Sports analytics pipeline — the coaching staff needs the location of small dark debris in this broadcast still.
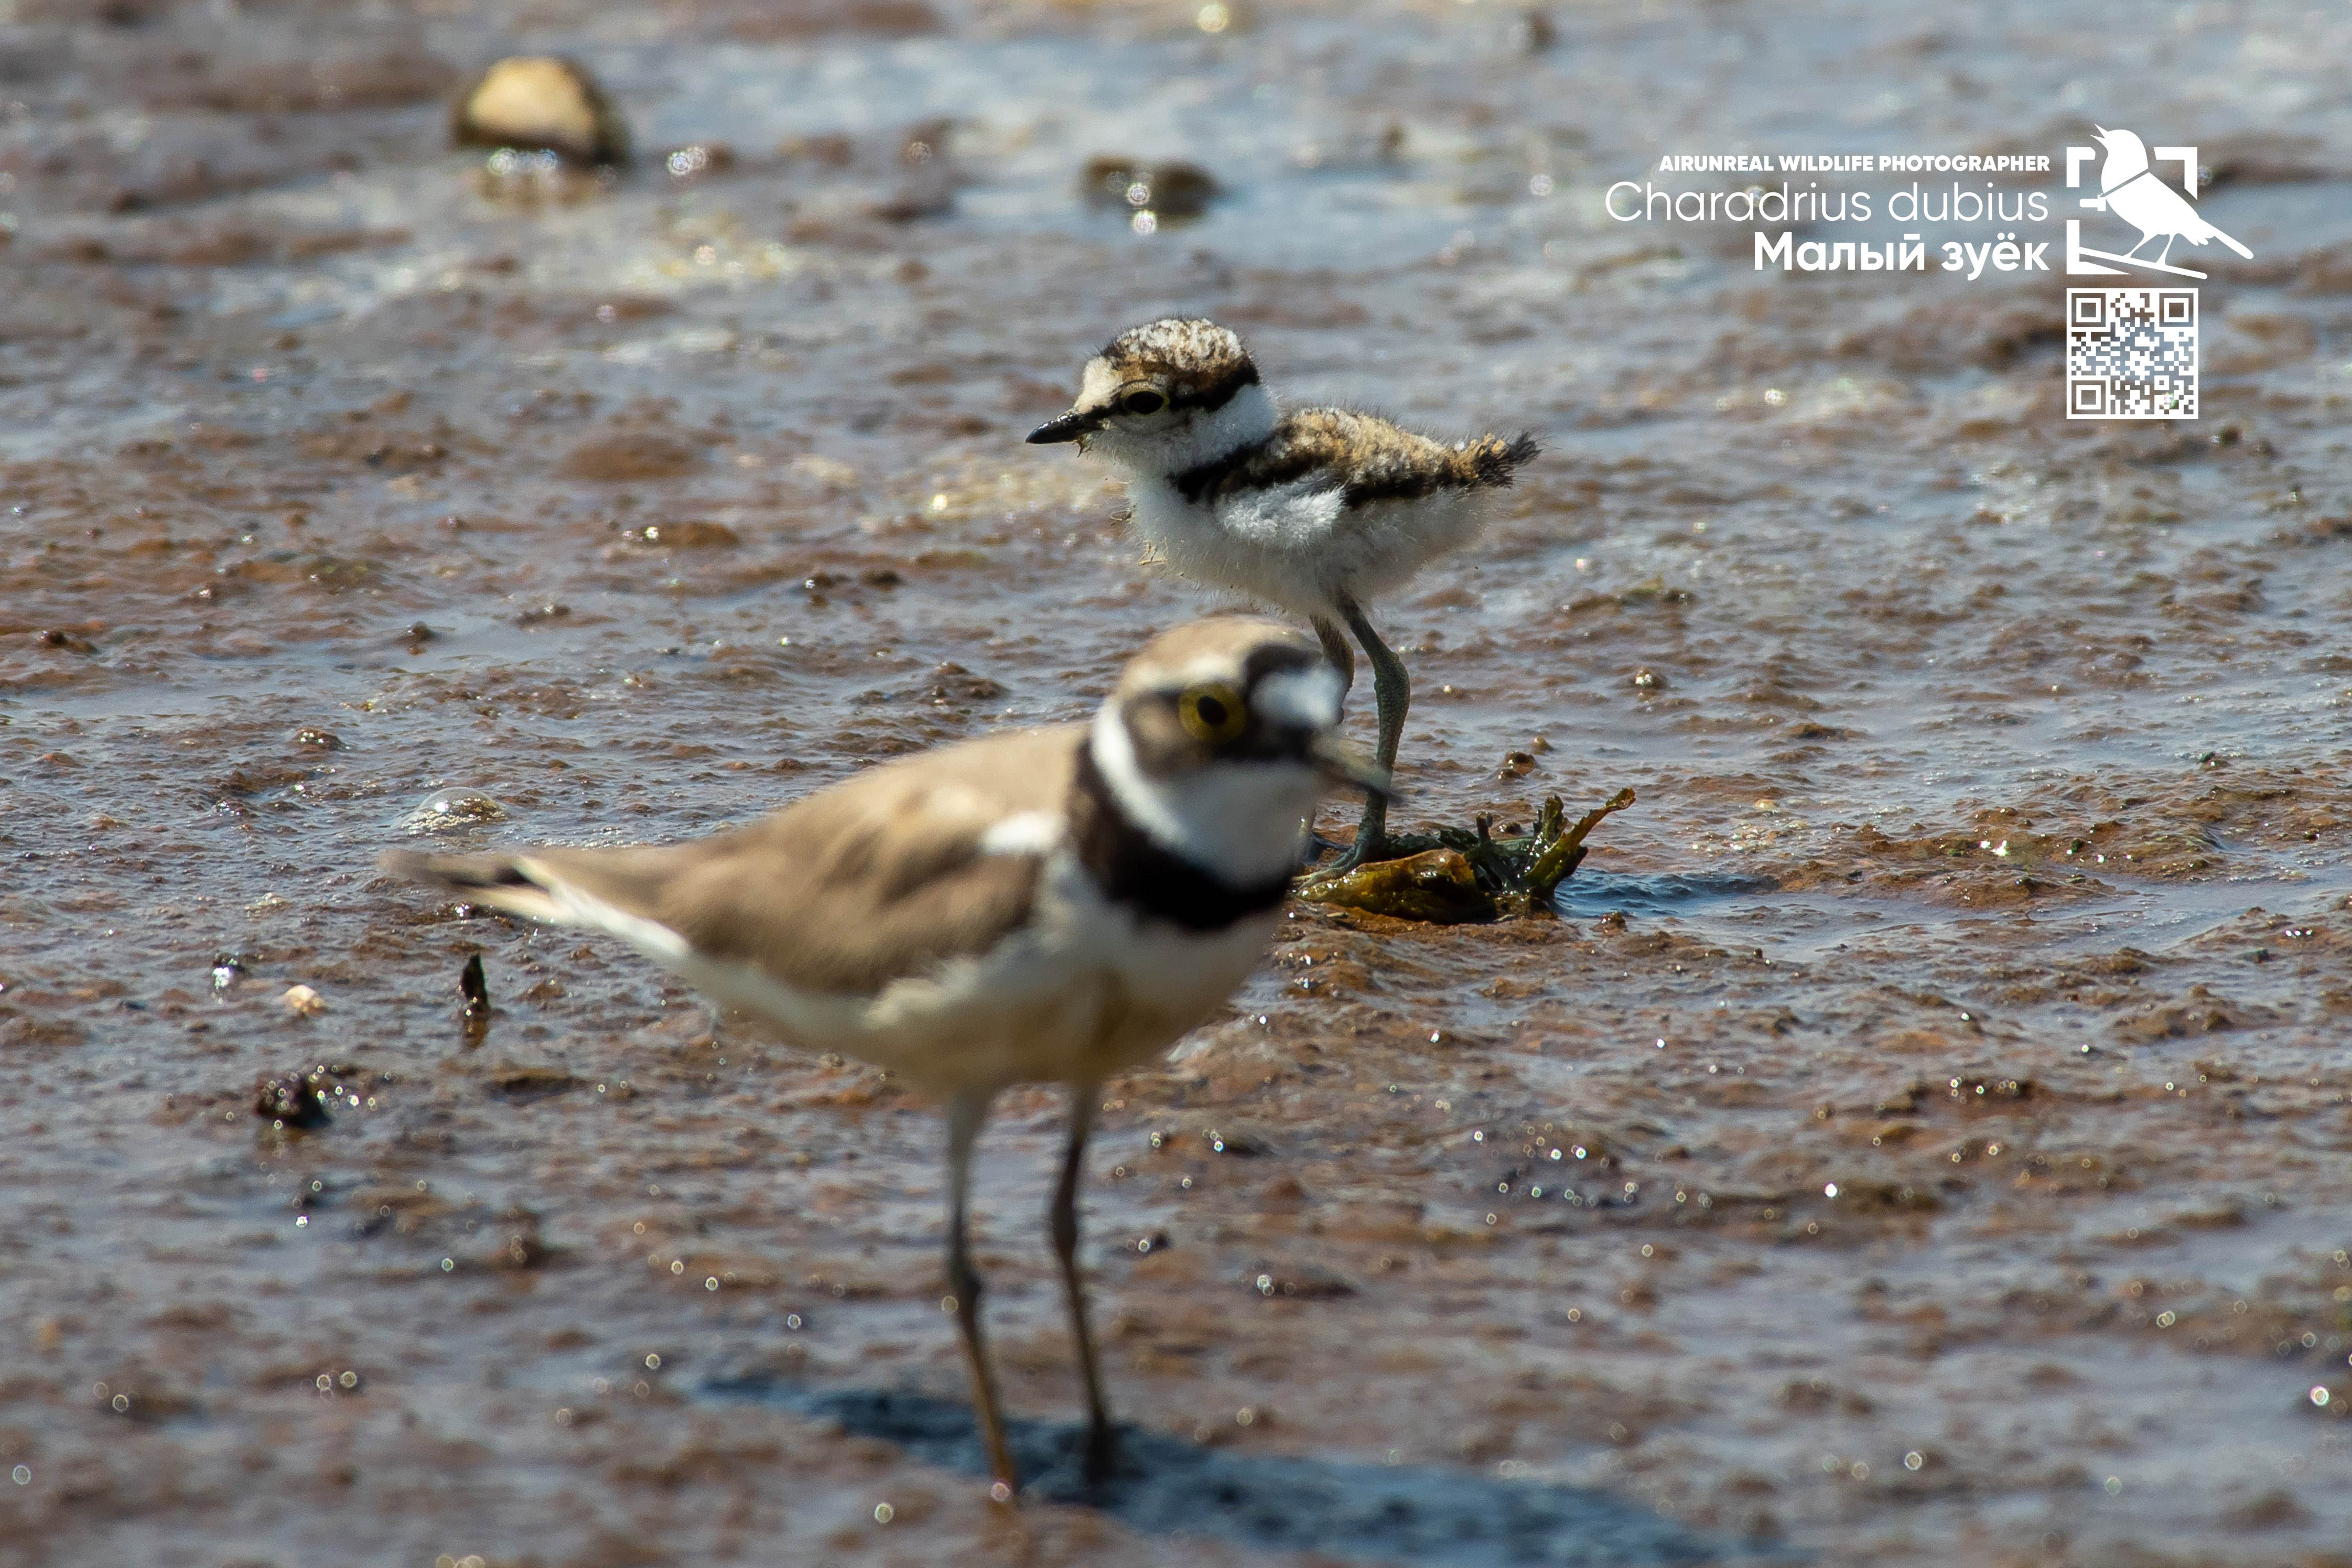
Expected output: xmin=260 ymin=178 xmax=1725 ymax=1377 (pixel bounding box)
xmin=502 ymin=1232 xmax=551 ymax=1270
xmin=488 ymin=1065 xmax=585 ymax=1099
xmin=460 ymin=953 xmax=490 ymax=1017
xmin=1081 ymin=156 xmax=1218 ymax=220
xmin=253 ymin=1071 xmax=331 ymax=1129
xmin=661 ymin=141 xmax=735 ymax=182
xmin=1248 ymin=1266 xmax=1355 ymax=1300
xmin=1934 ymin=1075 xmax=2037 ymax=1106
xmin=627 ymin=520 xmax=740 ymax=549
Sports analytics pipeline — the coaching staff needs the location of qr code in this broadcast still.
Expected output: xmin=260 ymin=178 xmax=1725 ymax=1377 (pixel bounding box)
xmin=2067 ymin=288 xmax=2197 ymax=419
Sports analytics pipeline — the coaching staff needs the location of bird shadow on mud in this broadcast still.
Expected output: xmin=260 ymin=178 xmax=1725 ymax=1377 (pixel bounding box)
xmin=707 ymin=1374 xmax=1777 ymax=1566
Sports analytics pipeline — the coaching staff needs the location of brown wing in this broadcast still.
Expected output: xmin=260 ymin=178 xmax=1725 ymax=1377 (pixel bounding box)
xmin=383 ymin=725 xmax=1085 ymax=998
xmin=1177 ymin=408 xmax=1537 ymax=510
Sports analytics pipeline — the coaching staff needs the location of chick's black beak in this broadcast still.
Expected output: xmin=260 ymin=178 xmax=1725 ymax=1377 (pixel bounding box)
xmin=1026 ymin=409 xmax=1098 ymax=445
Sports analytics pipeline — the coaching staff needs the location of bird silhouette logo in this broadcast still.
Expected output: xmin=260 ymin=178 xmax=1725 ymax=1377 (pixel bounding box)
xmin=2066 ymin=127 xmax=2251 ymax=279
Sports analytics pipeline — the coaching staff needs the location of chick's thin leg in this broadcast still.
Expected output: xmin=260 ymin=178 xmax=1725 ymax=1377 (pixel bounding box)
xmin=1303 ymin=615 xmax=1360 ymax=864
xmin=1320 ymin=596 xmax=1407 ymax=872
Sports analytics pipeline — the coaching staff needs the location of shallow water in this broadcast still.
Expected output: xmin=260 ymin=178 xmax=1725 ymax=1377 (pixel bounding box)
xmin=4 ymin=1 xmax=2351 ymax=1564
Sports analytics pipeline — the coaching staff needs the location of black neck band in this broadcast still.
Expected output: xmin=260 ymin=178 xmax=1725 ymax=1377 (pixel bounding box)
xmin=1071 ymin=743 xmax=1291 ymax=932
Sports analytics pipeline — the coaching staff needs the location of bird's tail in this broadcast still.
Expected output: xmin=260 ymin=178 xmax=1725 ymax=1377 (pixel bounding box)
xmin=2214 ymin=228 xmax=2252 ymax=259
xmin=1463 ymin=431 xmax=1541 ymax=488
xmin=379 ymin=849 xmax=566 ymax=922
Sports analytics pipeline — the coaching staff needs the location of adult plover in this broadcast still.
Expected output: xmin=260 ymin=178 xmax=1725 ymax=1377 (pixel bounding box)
xmin=1028 ymin=317 xmax=1538 ymax=869
xmin=380 ymin=617 xmax=1385 ymax=1498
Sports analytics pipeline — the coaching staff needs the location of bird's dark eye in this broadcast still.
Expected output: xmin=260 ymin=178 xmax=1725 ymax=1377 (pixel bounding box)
xmin=1177 ymin=683 xmax=1247 ymax=744
xmin=1120 ymin=390 xmax=1167 ymax=416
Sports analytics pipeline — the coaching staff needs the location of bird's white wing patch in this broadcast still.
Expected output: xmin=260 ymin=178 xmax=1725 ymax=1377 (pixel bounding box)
xmin=978 ymin=811 xmax=1064 ymax=856
xmin=531 ymin=863 xmax=693 ymax=964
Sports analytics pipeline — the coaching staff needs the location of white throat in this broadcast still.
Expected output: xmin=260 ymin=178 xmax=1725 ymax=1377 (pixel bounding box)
xmin=1088 ymin=702 xmax=1314 ymax=886
xmin=1087 ymin=382 xmax=1279 ymax=481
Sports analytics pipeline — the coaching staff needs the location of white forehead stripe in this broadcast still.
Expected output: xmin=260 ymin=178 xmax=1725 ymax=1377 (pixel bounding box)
xmin=1253 ymin=664 xmax=1343 ymax=731
xmin=1077 ymin=358 xmax=1121 ymax=408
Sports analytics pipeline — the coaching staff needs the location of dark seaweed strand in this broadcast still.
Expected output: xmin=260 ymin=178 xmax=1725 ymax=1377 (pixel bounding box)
xmin=1069 ymin=746 xmax=1291 ymax=932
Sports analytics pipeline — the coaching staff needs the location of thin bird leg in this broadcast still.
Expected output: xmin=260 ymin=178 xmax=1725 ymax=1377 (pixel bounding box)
xmin=1049 ymin=1085 xmax=1115 ymax=1483
xmin=1301 ymin=617 xmax=1360 ymax=863
xmin=1311 ymin=615 xmax=1356 ymax=699
xmin=945 ymin=1091 xmax=1020 ymax=1499
xmin=1322 ymin=596 xmax=1408 ymax=872
xmin=2156 ymin=232 xmax=2176 ymax=267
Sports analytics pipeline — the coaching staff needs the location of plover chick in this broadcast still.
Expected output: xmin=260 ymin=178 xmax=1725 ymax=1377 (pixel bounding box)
xmin=380 ymin=617 xmax=1384 ymax=1498
xmin=1028 ymin=317 xmax=1538 ymax=869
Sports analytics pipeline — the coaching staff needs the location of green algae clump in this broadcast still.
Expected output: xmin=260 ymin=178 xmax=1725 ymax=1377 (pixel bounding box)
xmin=1299 ymin=788 xmax=1636 ymax=924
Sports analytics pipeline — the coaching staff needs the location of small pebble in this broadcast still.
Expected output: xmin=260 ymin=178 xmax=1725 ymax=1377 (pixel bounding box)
xmin=451 ymin=57 xmax=630 ymax=167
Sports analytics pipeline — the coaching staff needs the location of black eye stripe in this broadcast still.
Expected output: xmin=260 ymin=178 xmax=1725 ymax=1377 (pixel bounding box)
xmin=1238 ymin=642 xmax=1317 ymax=690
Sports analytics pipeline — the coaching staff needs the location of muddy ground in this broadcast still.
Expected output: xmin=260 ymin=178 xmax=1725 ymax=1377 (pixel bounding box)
xmin=2 ymin=1 xmax=2350 ymax=1564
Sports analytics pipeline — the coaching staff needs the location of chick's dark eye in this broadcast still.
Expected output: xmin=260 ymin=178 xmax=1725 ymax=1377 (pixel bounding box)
xmin=1120 ymin=390 xmax=1166 ymax=416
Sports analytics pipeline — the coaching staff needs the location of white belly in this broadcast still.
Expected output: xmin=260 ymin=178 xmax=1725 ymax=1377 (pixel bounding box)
xmin=1127 ymin=477 xmax=1485 ymax=617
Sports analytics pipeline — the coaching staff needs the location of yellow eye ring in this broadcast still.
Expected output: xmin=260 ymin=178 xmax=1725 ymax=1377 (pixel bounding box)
xmin=1177 ymin=683 xmax=1248 ymax=744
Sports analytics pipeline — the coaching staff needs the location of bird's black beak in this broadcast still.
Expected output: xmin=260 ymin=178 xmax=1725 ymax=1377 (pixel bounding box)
xmin=1307 ymin=734 xmax=1395 ymax=802
xmin=1026 ymin=409 xmax=1098 ymax=445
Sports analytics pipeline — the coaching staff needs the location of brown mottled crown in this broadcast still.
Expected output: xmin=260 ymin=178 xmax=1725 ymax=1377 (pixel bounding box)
xmin=1099 ymin=318 xmax=1261 ymax=412
xmin=1116 ymin=614 xmax=1315 ymax=697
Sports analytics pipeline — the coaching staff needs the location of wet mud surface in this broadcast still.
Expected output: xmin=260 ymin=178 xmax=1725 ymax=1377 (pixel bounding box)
xmin=3 ymin=1 xmax=2351 ymax=1564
